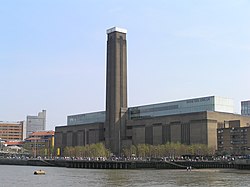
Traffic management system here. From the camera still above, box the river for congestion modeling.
[1,165,250,187]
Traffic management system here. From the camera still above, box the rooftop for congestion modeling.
[106,27,127,34]
[29,131,55,137]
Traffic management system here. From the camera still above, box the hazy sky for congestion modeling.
[1,0,249,130]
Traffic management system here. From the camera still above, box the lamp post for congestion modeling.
[33,137,39,158]
[34,138,37,158]
[0,140,3,151]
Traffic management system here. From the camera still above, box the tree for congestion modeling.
[130,145,137,157]
[62,143,110,158]
[122,146,131,157]
[137,144,147,157]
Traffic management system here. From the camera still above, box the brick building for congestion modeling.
[0,121,24,141]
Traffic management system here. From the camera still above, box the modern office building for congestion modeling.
[241,100,250,116]
[0,121,24,141]
[26,110,46,137]
[55,27,250,156]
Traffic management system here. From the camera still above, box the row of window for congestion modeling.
[218,129,248,133]
[29,144,46,147]
[0,131,21,133]
[231,140,248,144]
[230,129,248,132]
[218,141,248,145]
[0,134,22,137]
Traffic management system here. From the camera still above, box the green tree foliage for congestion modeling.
[122,143,215,158]
[62,143,110,158]
[62,143,215,158]
[23,141,54,158]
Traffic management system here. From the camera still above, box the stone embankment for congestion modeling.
[0,158,236,169]
[66,160,234,169]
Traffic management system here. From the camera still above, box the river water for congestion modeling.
[1,165,250,187]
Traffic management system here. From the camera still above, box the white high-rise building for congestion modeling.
[26,110,46,137]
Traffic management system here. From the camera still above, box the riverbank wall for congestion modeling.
[66,160,235,169]
[0,159,236,169]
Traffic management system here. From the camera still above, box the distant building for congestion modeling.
[54,27,250,156]
[2,141,24,154]
[26,110,46,137]
[241,100,250,116]
[3,141,24,147]
[128,96,234,119]
[217,121,250,155]
[56,109,250,155]
[67,111,105,126]
[24,130,54,157]
[66,96,234,126]
[0,121,24,141]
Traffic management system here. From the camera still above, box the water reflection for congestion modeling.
[1,166,250,187]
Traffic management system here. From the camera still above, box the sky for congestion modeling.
[0,0,249,130]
